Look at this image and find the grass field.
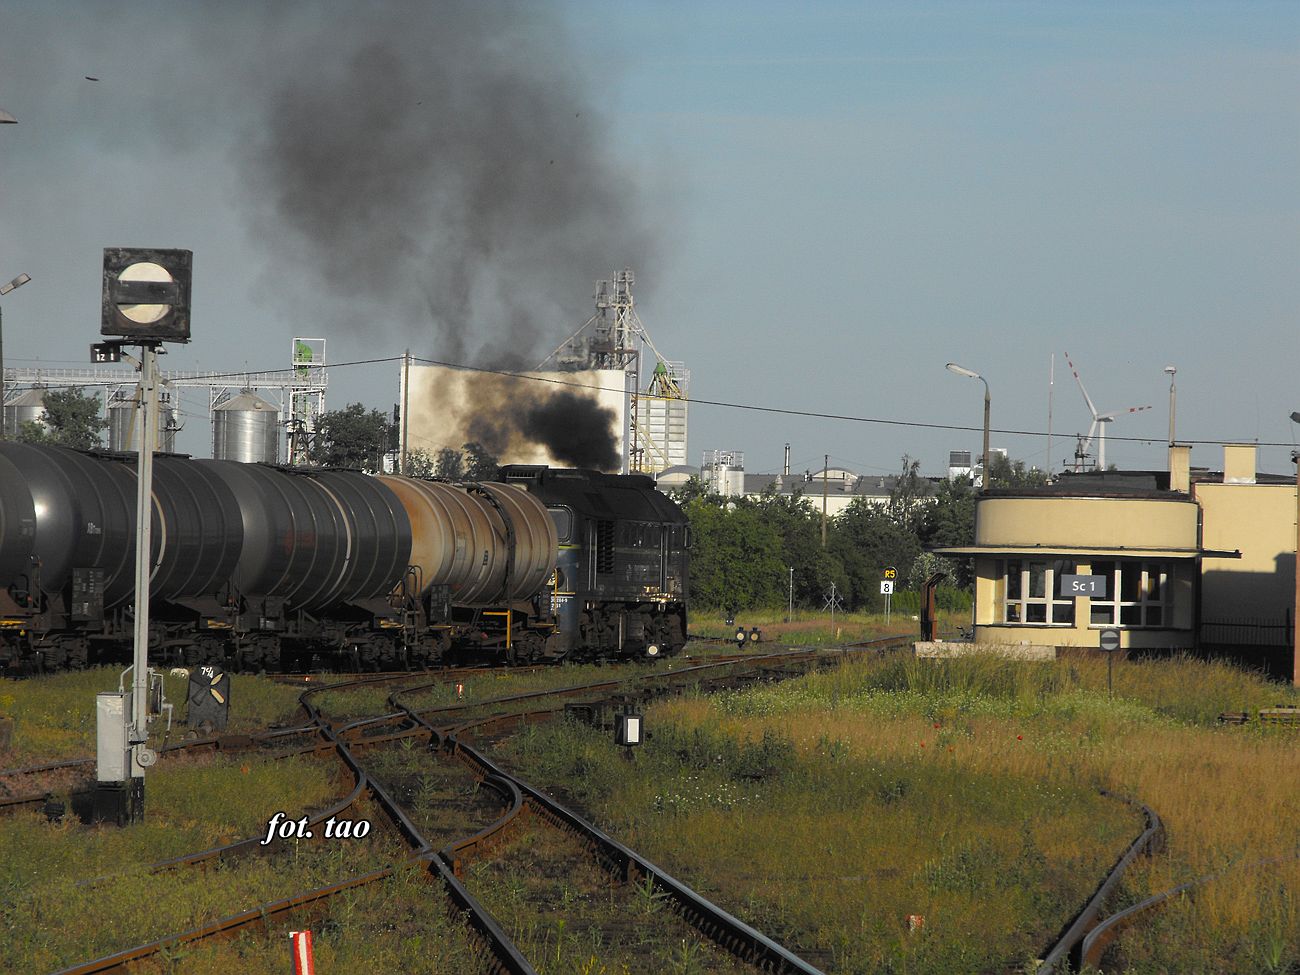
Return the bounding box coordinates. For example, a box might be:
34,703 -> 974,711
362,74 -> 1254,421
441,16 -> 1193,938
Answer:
4,646 -> 1299,973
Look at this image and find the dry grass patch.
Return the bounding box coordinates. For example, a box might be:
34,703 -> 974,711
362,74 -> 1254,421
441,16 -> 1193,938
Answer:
494,650 -> 1300,974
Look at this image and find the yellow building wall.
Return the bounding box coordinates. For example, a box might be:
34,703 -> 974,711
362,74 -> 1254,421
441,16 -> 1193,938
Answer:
1195,482 -> 1297,622
972,495 -> 1199,651
976,497 -> 1199,551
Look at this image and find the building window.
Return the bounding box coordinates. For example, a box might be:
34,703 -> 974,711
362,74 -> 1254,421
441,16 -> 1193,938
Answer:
1001,559 -> 1076,625
1088,561 -> 1171,627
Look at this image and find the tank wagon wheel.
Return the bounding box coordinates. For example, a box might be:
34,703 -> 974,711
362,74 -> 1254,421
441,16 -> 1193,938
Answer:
238,635 -> 278,674
46,637 -> 89,670
520,631 -> 547,664
378,635 -> 405,670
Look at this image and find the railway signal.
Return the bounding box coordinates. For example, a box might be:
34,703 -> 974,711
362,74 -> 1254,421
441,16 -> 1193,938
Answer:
616,709 -> 644,762
187,665 -> 230,732
95,246 -> 194,825
881,567 -> 897,623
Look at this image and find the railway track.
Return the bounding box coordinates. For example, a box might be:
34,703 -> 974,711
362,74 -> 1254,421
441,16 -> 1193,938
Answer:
38,642 -> 896,974
394,687 -> 830,973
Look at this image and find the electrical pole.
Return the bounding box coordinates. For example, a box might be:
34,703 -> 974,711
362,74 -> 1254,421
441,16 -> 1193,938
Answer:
400,348 -> 410,475
821,454 -> 829,548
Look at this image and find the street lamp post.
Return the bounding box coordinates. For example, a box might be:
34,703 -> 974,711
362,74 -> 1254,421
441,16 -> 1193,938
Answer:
1290,412 -> 1300,687
947,362 -> 991,491
1164,365 -> 1177,447
0,272 -> 33,439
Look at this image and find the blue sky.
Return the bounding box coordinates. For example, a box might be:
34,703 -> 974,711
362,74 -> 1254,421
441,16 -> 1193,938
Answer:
1,1 -> 1296,476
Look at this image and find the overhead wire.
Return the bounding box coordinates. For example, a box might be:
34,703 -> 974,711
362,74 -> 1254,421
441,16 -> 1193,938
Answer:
9,351 -> 1294,450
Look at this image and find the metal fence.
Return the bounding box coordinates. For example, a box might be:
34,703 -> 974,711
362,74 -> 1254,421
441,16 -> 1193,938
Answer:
1200,614 -> 1292,648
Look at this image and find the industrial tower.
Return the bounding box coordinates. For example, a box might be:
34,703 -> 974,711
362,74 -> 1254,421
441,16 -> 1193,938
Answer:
541,268 -> 688,474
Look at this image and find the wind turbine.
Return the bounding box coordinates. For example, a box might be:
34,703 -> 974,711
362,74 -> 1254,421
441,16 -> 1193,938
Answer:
1064,352 -> 1152,470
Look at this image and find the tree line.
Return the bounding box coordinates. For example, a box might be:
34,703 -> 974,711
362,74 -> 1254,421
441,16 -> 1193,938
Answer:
674,455 -> 1045,613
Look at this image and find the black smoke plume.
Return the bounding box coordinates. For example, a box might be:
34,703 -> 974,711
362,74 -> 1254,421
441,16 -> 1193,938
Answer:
240,1 -> 661,371
520,392 -> 620,470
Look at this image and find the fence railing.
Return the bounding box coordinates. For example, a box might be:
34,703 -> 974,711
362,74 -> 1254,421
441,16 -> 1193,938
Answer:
1200,614 -> 1291,648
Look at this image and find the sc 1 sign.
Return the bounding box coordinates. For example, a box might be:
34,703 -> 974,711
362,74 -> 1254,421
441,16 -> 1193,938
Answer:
1060,574 -> 1106,597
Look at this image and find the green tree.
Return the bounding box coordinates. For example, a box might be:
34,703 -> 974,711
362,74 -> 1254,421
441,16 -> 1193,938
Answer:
885,454 -> 932,535
461,441 -> 499,480
683,496 -> 786,612
434,447 -> 465,480
749,486 -> 844,608
988,453 -> 1048,488
830,497 -> 921,609
917,477 -> 977,589
666,474 -> 712,505
17,388 -> 107,450
310,402 -> 391,471
402,448 -> 437,478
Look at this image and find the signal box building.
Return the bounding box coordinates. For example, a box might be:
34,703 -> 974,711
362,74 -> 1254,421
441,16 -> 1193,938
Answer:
936,444 -> 1298,675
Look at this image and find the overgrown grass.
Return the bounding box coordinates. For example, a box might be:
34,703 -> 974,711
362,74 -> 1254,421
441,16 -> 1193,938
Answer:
494,650 -> 1300,974
0,667 -> 309,766
468,819 -> 752,975
0,753 -> 357,971
117,863 -> 485,975
689,607 -> 966,646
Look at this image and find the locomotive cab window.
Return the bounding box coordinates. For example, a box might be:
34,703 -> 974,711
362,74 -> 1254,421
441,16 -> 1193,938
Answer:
548,507 -> 573,543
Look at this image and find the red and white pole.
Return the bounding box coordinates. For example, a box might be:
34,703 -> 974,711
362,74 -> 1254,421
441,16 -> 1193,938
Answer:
290,930 -> 315,975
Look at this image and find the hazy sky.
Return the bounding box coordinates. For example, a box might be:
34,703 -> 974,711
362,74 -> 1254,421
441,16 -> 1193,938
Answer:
1,1 -> 1296,476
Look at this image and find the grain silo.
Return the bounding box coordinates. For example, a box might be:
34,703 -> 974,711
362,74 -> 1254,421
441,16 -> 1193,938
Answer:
3,387 -> 47,438
212,390 -> 279,463
108,388 -> 177,453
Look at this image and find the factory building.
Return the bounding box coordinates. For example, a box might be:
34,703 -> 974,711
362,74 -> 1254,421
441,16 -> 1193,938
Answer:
3,337 -> 325,463
667,449 -> 941,515
537,269 -> 688,476
397,362 -> 627,470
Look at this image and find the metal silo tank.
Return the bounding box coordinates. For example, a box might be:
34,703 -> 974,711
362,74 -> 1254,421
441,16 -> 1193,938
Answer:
111,388 -> 179,453
3,387 -> 48,439
212,391 -> 279,464
107,390 -> 135,452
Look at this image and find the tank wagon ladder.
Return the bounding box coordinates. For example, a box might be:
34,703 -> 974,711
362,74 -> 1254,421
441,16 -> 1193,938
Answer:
465,483 -> 519,661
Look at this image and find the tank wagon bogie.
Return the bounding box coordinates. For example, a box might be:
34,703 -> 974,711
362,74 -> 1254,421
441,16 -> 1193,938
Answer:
0,445 -> 688,673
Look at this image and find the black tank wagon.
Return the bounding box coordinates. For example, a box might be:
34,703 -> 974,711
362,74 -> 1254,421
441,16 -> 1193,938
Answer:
0,443 -> 688,672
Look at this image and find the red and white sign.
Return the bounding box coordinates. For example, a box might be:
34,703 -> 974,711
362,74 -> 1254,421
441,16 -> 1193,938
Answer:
290,930 -> 315,975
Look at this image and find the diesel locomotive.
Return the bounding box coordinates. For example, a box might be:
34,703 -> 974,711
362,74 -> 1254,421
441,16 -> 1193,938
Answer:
0,443 -> 688,672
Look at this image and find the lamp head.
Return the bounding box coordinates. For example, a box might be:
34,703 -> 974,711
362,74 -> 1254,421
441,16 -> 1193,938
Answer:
1289,411 -> 1300,426
0,273 -> 30,296
1163,365 -> 1176,376
945,362 -> 981,380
